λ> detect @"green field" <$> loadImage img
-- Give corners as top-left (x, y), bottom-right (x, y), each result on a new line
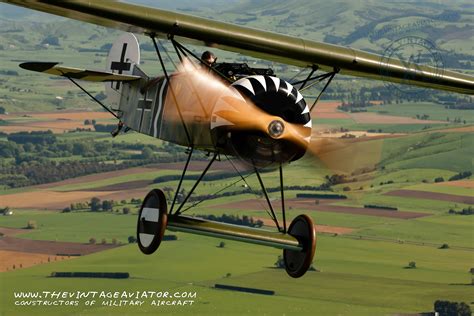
top-left (405, 183), bottom-right (473, 196)
top-left (347, 123), bottom-right (453, 133)
top-left (356, 214), bottom-right (474, 248)
top-left (1, 231), bottom-right (472, 316)
top-left (0, 211), bottom-right (136, 244)
top-left (378, 132), bottom-right (473, 172)
top-left (49, 169), bottom-right (188, 192)
top-left (367, 102), bottom-right (474, 123)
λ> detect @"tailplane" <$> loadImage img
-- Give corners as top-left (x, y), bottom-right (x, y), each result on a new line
top-left (19, 62), bottom-right (141, 82)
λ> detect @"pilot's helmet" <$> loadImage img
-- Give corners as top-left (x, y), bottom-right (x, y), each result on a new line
top-left (201, 51), bottom-right (217, 66)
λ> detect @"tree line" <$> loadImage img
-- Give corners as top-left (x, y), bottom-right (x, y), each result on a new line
top-left (198, 214), bottom-right (264, 228)
top-left (0, 131), bottom-right (198, 188)
top-left (3, 160), bottom-right (140, 188)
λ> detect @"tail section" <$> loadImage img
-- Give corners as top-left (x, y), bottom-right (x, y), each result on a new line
top-left (106, 33), bottom-right (159, 135)
top-left (105, 33), bottom-right (142, 107)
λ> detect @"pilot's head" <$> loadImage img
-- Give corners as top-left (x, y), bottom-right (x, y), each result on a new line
top-left (201, 51), bottom-right (217, 66)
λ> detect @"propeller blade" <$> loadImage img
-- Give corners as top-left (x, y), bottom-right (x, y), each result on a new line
top-left (307, 136), bottom-right (384, 174)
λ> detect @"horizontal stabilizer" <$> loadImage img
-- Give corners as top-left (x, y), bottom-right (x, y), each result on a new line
top-left (20, 62), bottom-right (142, 82)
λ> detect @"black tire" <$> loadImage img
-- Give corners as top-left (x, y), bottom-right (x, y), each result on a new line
top-left (283, 214), bottom-right (317, 278)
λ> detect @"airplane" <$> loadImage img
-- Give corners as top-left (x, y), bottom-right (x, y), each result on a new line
top-left (2, 0), bottom-right (473, 278)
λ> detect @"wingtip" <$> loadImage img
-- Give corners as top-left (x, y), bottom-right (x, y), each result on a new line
top-left (19, 62), bottom-right (60, 72)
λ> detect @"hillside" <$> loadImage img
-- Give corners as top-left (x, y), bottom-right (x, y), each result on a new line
top-left (221, 0), bottom-right (474, 52)
top-left (0, 0), bottom-right (472, 113)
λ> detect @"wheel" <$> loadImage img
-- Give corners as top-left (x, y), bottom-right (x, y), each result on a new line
top-left (283, 214), bottom-right (316, 278)
top-left (137, 189), bottom-right (168, 255)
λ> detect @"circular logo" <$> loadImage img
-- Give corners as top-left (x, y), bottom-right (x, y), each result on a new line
top-left (380, 36), bottom-right (444, 95)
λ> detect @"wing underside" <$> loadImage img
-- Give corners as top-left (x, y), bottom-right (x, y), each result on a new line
top-left (2, 0), bottom-right (474, 94)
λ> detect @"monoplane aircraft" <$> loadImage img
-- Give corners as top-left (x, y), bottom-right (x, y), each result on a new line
top-left (2, 0), bottom-right (473, 278)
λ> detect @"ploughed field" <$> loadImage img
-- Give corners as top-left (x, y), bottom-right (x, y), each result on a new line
top-left (0, 227), bottom-right (120, 272)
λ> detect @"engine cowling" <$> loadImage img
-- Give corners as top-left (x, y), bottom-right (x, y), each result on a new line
top-left (211, 75), bottom-right (312, 168)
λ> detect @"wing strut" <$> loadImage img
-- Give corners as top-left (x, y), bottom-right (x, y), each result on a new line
top-left (170, 38), bottom-right (233, 83)
top-left (293, 70), bottom-right (333, 90)
top-left (290, 65), bottom-right (339, 112)
top-left (150, 34), bottom-right (193, 147)
top-left (279, 164), bottom-right (287, 233)
top-left (254, 164), bottom-right (283, 232)
top-left (174, 152), bottom-right (218, 216)
top-left (66, 77), bottom-right (119, 119)
top-left (169, 146), bottom-right (194, 215)
top-left (171, 39), bottom-right (184, 63)
top-left (309, 70), bottom-right (339, 112)
top-left (165, 38), bottom-right (211, 117)
top-left (178, 168), bottom-right (252, 214)
top-left (293, 65), bottom-right (319, 90)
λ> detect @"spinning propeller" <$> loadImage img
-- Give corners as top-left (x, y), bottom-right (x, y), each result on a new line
top-left (172, 58), bottom-right (384, 180)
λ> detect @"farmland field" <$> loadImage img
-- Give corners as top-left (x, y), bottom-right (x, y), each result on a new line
top-left (1, 118), bottom-right (473, 315)
top-left (367, 102), bottom-right (474, 124)
top-left (1, 231), bottom-right (472, 316)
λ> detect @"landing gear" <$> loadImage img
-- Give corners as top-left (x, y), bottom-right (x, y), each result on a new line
top-left (137, 189), bottom-right (168, 255)
top-left (135, 150), bottom-right (317, 277)
top-left (136, 188), bottom-right (316, 277)
top-left (284, 214), bottom-right (316, 278)
top-left (135, 161), bottom-right (318, 278)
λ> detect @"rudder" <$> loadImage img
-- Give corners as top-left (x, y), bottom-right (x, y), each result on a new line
top-left (105, 33), bottom-right (141, 107)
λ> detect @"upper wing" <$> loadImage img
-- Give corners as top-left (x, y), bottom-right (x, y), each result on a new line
top-left (2, 0), bottom-right (474, 94)
top-left (20, 62), bottom-right (141, 82)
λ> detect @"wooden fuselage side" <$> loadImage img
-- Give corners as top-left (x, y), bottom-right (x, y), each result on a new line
top-left (118, 65), bottom-right (226, 151)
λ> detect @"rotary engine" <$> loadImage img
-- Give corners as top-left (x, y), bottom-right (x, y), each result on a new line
top-left (211, 75), bottom-right (312, 168)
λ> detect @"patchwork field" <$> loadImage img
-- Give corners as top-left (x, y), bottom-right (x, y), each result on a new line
top-left (0, 110), bottom-right (114, 133)
top-left (434, 179), bottom-right (474, 188)
top-left (1, 229), bottom-right (472, 316)
top-left (0, 226), bottom-right (120, 272)
top-left (385, 189), bottom-right (474, 204)
top-left (313, 101), bottom-right (351, 119)
top-left (366, 102), bottom-right (474, 124)
top-left (0, 250), bottom-right (71, 272)
top-left (1, 190), bottom-right (133, 210)
top-left (350, 112), bottom-right (446, 124)
top-left (216, 198), bottom-right (430, 219)
top-left (255, 217), bottom-right (355, 235)
top-left (0, 161), bottom-right (243, 209)
top-left (437, 126), bottom-right (474, 133)
top-left (34, 167), bottom-right (160, 189)
top-left (312, 101), bottom-right (457, 127)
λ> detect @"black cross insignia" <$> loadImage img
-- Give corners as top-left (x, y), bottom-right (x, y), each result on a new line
top-left (110, 43), bottom-right (131, 90)
top-left (137, 98), bottom-right (153, 111)
top-left (137, 96), bottom-right (153, 131)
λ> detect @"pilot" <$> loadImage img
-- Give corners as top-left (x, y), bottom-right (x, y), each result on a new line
top-left (201, 51), bottom-right (217, 67)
